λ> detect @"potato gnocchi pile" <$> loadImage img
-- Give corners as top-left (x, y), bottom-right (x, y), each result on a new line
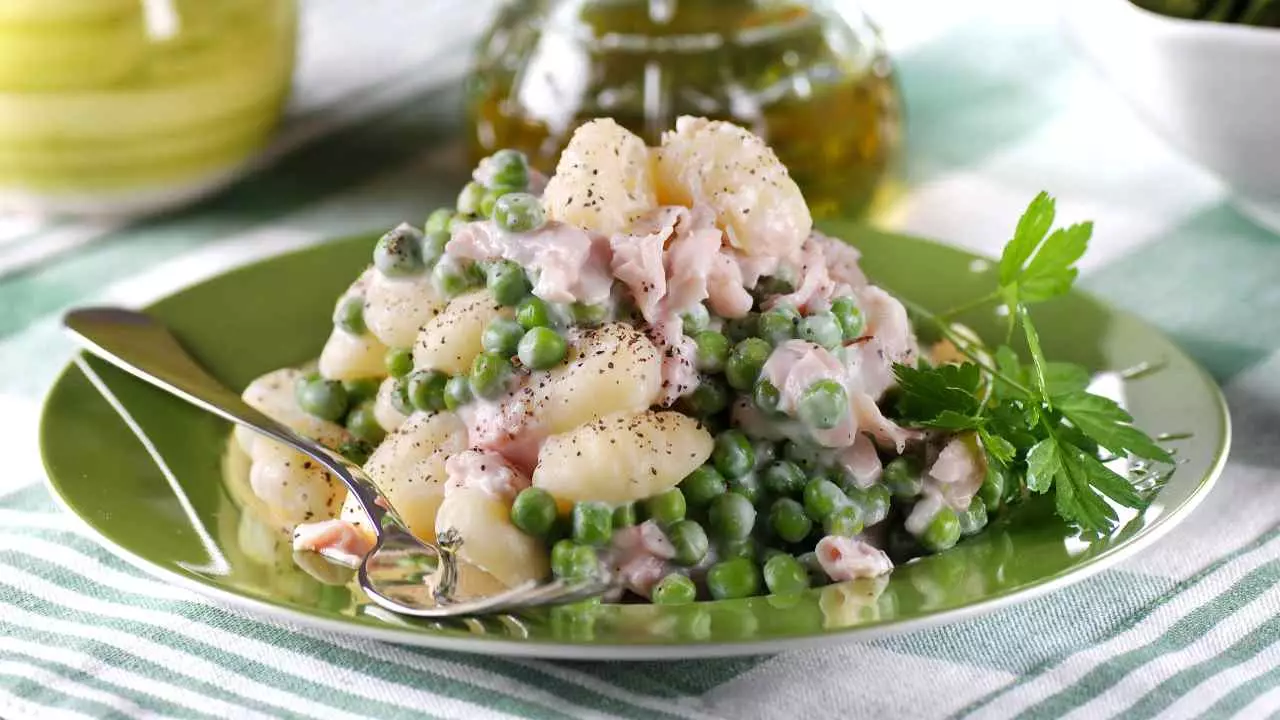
top-left (236, 117), bottom-right (995, 604)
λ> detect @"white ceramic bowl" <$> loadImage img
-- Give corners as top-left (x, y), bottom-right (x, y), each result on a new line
top-left (1061, 1), bottom-right (1280, 231)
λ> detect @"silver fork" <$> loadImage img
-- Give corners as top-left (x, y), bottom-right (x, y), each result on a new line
top-left (63, 307), bottom-right (608, 618)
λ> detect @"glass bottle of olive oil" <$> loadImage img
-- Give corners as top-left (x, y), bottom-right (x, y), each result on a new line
top-left (466, 0), bottom-right (903, 219)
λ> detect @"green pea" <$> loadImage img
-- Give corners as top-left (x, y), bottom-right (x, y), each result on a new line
top-left (725, 338), bottom-right (772, 390)
top-left (848, 484), bottom-right (891, 526)
top-left (681, 304), bottom-right (711, 335)
top-left (424, 208), bottom-right (454, 236)
top-left (644, 488), bottom-right (687, 525)
top-left (980, 465), bottom-right (1006, 511)
top-left (479, 188), bottom-right (503, 217)
top-left (488, 149), bottom-right (530, 189)
top-left (612, 502), bottom-right (637, 528)
top-left (727, 473), bottom-right (766, 506)
top-left (493, 192), bottom-right (546, 233)
top-left (797, 551), bottom-right (831, 587)
top-left (651, 573), bottom-right (696, 605)
top-left (516, 296), bottom-right (552, 329)
top-left (679, 466), bottom-right (727, 508)
top-left (712, 430), bottom-right (755, 479)
top-left (443, 375), bottom-right (473, 410)
top-left (420, 230), bottom-right (450, 269)
top-left (384, 347), bottom-right (414, 378)
top-left (572, 502), bottom-right (613, 546)
top-left (518, 327), bottom-right (568, 370)
top-left (345, 401), bottom-right (385, 444)
top-left (753, 439), bottom-right (778, 469)
top-left (551, 540), bottom-right (598, 580)
top-left (511, 488), bottom-right (558, 537)
top-left (407, 369), bottom-right (448, 412)
top-left (717, 537), bottom-right (761, 562)
top-left (920, 506), bottom-right (962, 552)
top-left (706, 558), bottom-right (762, 600)
top-left (797, 379), bottom-right (848, 430)
top-left (296, 377), bottom-right (349, 421)
top-left (342, 378), bottom-right (381, 403)
top-left (456, 181), bottom-right (486, 215)
top-left (762, 460), bottom-right (807, 496)
top-left (782, 440), bottom-right (824, 472)
top-left (693, 331), bottom-right (730, 373)
top-left (798, 312), bottom-right (843, 349)
top-left (723, 313), bottom-right (759, 343)
top-left (883, 457), bottom-right (924, 499)
top-left (433, 257), bottom-right (482, 298)
top-left (486, 260), bottom-right (530, 307)
top-left (769, 498), bottom-right (813, 543)
top-left (388, 377), bottom-right (414, 416)
top-left (338, 439), bottom-right (373, 466)
top-left (683, 375), bottom-right (730, 416)
top-left (482, 318), bottom-right (525, 357)
top-left (667, 520), bottom-right (709, 566)
top-left (469, 351), bottom-right (513, 400)
top-left (569, 302), bottom-right (608, 327)
top-left (830, 296), bottom-right (866, 340)
top-left (333, 296), bottom-right (366, 335)
top-left (958, 497), bottom-right (989, 537)
top-left (758, 307), bottom-right (798, 345)
top-left (753, 380), bottom-right (782, 414)
top-left (708, 493), bottom-right (756, 542)
top-left (823, 505), bottom-right (864, 537)
top-left (803, 478), bottom-right (847, 522)
top-left (762, 554), bottom-right (810, 595)
top-left (373, 224), bottom-right (426, 278)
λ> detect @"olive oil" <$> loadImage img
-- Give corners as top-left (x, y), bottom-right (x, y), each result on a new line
top-left (466, 0), bottom-right (902, 218)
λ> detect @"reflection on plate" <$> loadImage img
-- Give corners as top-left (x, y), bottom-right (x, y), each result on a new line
top-left (39, 224), bottom-right (1230, 659)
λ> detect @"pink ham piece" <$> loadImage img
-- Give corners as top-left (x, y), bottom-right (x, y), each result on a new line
top-left (761, 340), bottom-right (857, 448)
top-left (447, 221), bottom-right (614, 306)
top-left (926, 435), bottom-right (987, 511)
top-left (837, 434), bottom-right (883, 489)
top-left (816, 535), bottom-right (893, 581)
top-left (292, 519), bottom-right (374, 566)
top-left (443, 449), bottom-right (530, 502)
top-left (607, 521), bottom-right (676, 597)
top-left (814, 232), bottom-right (868, 290)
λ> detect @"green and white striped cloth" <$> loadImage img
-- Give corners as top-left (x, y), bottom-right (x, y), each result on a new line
top-left (3, 1), bottom-right (1278, 717)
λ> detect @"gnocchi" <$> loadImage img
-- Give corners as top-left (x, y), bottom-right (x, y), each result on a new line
top-left (364, 270), bottom-right (446, 349)
top-left (531, 323), bottom-right (663, 435)
top-left (412, 290), bottom-right (508, 375)
top-left (532, 411), bottom-right (713, 505)
top-left (434, 487), bottom-right (549, 588)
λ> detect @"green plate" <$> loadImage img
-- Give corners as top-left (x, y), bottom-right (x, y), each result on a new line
top-left (38, 223), bottom-right (1230, 659)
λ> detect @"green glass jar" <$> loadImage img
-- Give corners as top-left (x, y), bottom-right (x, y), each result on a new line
top-left (466, 0), bottom-right (902, 218)
top-left (0, 0), bottom-right (297, 216)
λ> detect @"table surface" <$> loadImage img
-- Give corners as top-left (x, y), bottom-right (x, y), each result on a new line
top-left (2, 1), bottom-right (1278, 718)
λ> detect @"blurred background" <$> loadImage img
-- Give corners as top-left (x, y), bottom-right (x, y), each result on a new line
top-left (0, 0), bottom-right (1276, 288)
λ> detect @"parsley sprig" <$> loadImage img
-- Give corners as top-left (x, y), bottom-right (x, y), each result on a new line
top-left (893, 193), bottom-right (1172, 532)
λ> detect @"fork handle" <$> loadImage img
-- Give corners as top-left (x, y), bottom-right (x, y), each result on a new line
top-left (61, 307), bottom-right (409, 538)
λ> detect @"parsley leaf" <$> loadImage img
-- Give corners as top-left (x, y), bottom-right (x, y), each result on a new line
top-left (1018, 223), bottom-right (1092, 303)
top-left (998, 191), bottom-right (1056, 286)
top-left (892, 362), bottom-right (984, 428)
top-left (892, 190), bottom-right (1172, 534)
top-left (1055, 391), bottom-right (1174, 463)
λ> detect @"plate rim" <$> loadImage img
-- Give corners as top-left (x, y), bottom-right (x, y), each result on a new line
top-left (36, 231), bottom-right (1234, 660)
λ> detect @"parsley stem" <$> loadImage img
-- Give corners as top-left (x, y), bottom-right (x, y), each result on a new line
top-left (900, 297), bottom-right (1036, 397)
top-left (936, 291), bottom-right (1001, 321)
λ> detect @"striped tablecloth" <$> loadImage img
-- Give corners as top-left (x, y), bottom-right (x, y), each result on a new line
top-left (2, 1), bottom-right (1277, 718)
